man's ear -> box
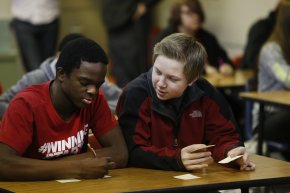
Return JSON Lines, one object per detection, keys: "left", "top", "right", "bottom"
{"left": 56, "top": 67, "right": 66, "bottom": 83}
{"left": 188, "top": 76, "right": 199, "bottom": 86}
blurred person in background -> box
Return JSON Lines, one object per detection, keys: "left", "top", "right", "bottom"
{"left": 102, "top": 0, "right": 160, "bottom": 87}
{"left": 156, "top": 0, "right": 234, "bottom": 76}
{"left": 241, "top": 1, "right": 280, "bottom": 70}
{"left": 257, "top": 0, "right": 290, "bottom": 161}
{"left": 11, "top": 0, "right": 59, "bottom": 72}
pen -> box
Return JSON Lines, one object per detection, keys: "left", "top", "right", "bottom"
{"left": 87, "top": 143, "right": 97, "bottom": 157}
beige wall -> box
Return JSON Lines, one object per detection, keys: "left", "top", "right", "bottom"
{"left": 59, "top": 0, "right": 108, "bottom": 53}
{"left": 0, "top": 0, "right": 281, "bottom": 57}
{"left": 0, "top": 0, "right": 109, "bottom": 91}
{"left": 0, "top": 0, "right": 23, "bottom": 91}
{"left": 153, "top": 0, "right": 279, "bottom": 57}
{"left": 0, "top": 0, "right": 11, "bottom": 19}
{"left": 202, "top": 0, "right": 279, "bottom": 57}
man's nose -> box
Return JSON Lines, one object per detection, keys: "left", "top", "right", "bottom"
{"left": 87, "top": 85, "right": 98, "bottom": 95}
{"left": 157, "top": 76, "right": 167, "bottom": 88}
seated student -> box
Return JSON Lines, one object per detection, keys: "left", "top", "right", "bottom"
{"left": 0, "top": 33, "right": 121, "bottom": 120}
{"left": 0, "top": 37, "right": 128, "bottom": 181}
{"left": 241, "top": 1, "right": 279, "bottom": 70}
{"left": 116, "top": 33, "right": 255, "bottom": 171}
{"left": 257, "top": 0, "right": 290, "bottom": 160}
{"left": 155, "top": 0, "right": 233, "bottom": 76}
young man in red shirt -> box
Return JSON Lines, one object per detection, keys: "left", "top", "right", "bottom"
{"left": 0, "top": 37, "right": 128, "bottom": 180}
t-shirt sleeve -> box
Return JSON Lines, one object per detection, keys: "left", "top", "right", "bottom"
{"left": 0, "top": 97, "right": 33, "bottom": 155}
{"left": 90, "top": 91, "right": 118, "bottom": 137}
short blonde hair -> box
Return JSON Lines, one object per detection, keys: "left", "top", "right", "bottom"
{"left": 153, "top": 33, "right": 207, "bottom": 82}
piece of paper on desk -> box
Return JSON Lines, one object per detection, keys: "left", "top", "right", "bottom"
{"left": 218, "top": 155, "right": 243, "bottom": 164}
{"left": 174, "top": 174, "right": 200, "bottom": 180}
{"left": 103, "top": 175, "right": 112, "bottom": 179}
{"left": 56, "top": 178, "right": 81, "bottom": 183}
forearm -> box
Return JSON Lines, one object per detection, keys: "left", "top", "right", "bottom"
{"left": 94, "top": 147, "right": 127, "bottom": 168}
{"left": 59, "top": 146, "right": 127, "bottom": 168}
{"left": 128, "top": 146, "right": 184, "bottom": 171}
{"left": 271, "top": 62, "right": 290, "bottom": 88}
{"left": 0, "top": 155, "right": 79, "bottom": 181}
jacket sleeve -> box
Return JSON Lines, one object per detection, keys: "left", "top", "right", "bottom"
{"left": 259, "top": 43, "right": 290, "bottom": 89}
{"left": 100, "top": 80, "right": 121, "bottom": 114}
{"left": 201, "top": 82, "right": 243, "bottom": 162}
{"left": 241, "top": 21, "right": 269, "bottom": 69}
{"left": 212, "top": 35, "right": 233, "bottom": 66}
{"left": 0, "top": 69, "right": 47, "bottom": 118}
{"left": 116, "top": 88, "right": 185, "bottom": 171}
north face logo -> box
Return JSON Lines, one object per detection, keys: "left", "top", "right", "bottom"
{"left": 189, "top": 110, "right": 202, "bottom": 118}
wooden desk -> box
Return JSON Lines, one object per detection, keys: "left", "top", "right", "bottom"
{"left": 240, "top": 91, "right": 290, "bottom": 154}
{"left": 204, "top": 70, "right": 253, "bottom": 88}
{"left": 0, "top": 155, "right": 290, "bottom": 193}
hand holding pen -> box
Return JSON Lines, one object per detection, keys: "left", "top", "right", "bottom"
{"left": 79, "top": 143, "right": 116, "bottom": 178}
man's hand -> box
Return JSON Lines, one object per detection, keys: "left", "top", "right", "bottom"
{"left": 78, "top": 157, "right": 116, "bottom": 179}
{"left": 227, "top": 146, "right": 256, "bottom": 171}
{"left": 132, "top": 3, "right": 147, "bottom": 21}
{"left": 181, "top": 144, "right": 212, "bottom": 171}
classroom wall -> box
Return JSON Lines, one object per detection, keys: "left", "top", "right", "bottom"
{"left": 59, "top": 0, "right": 108, "bottom": 53}
{"left": 153, "top": 0, "right": 279, "bottom": 57}
{"left": 0, "top": 0, "right": 11, "bottom": 19}
{"left": 0, "top": 0, "right": 109, "bottom": 91}
{"left": 0, "top": 0, "right": 23, "bottom": 92}
{"left": 0, "top": 0, "right": 280, "bottom": 91}
{"left": 202, "top": 0, "right": 279, "bottom": 57}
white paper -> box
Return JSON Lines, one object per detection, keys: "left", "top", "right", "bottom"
{"left": 174, "top": 174, "right": 200, "bottom": 180}
{"left": 218, "top": 155, "right": 243, "bottom": 164}
{"left": 56, "top": 178, "right": 81, "bottom": 183}
{"left": 103, "top": 175, "right": 112, "bottom": 178}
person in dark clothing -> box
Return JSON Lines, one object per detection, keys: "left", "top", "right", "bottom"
{"left": 155, "top": 0, "right": 233, "bottom": 76}
{"left": 116, "top": 33, "right": 255, "bottom": 172}
{"left": 102, "top": 0, "right": 160, "bottom": 88}
{"left": 241, "top": 4, "right": 279, "bottom": 70}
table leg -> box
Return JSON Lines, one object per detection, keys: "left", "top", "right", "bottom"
{"left": 241, "top": 187, "right": 249, "bottom": 193}
{"left": 257, "top": 104, "right": 265, "bottom": 155}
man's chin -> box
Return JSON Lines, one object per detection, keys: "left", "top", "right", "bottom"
{"left": 157, "top": 94, "right": 168, "bottom": 101}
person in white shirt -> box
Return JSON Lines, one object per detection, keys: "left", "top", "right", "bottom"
{"left": 10, "top": 0, "right": 59, "bottom": 72}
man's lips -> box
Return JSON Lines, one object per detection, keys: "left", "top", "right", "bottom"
{"left": 82, "top": 98, "right": 93, "bottom": 105}
{"left": 156, "top": 89, "right": 166, "bottom": 96}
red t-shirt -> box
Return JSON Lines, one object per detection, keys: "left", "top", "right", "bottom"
{"left": 0, "top": 81, "right": 117, "bottom": 159}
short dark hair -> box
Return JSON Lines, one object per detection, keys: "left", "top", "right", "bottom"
{"left": 56, "top": 37, "right": 109, "bottom": 75}
{"left": 57, "top": 33, "right": 85, "bottom": 51}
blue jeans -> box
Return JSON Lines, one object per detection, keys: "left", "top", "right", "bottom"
{"left": 11, "top": 18, "right": 59, "bottom": 72}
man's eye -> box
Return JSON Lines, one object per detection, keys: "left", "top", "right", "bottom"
{"left": 80, "top": 81, "right": 89, "bottom": 86}
{"left": 169, "top": 77, "right": 178, "bottom": 82}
